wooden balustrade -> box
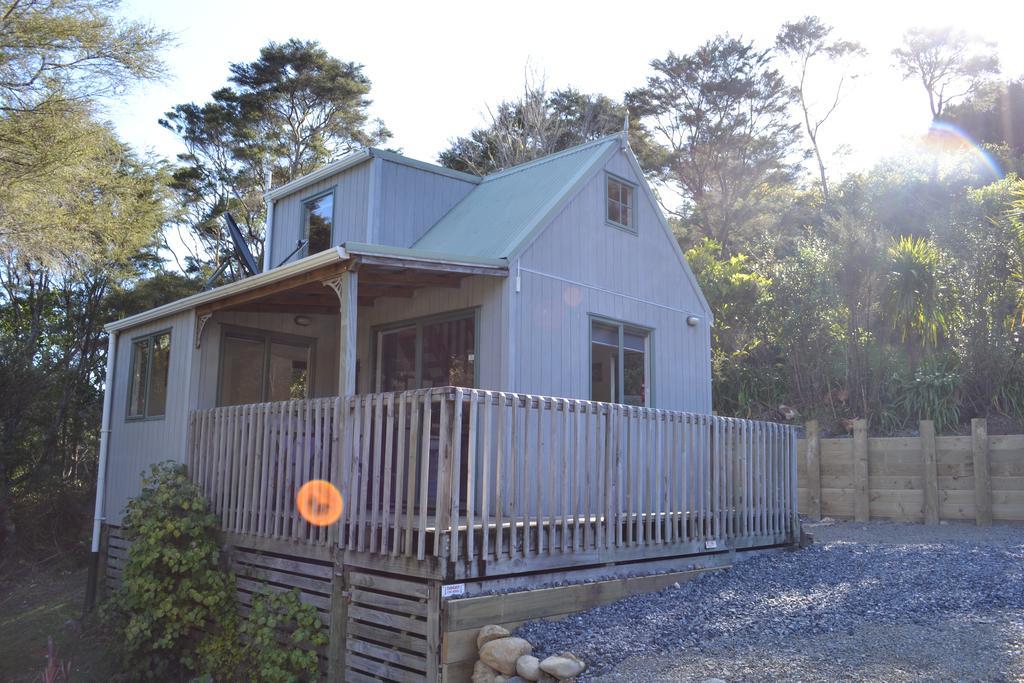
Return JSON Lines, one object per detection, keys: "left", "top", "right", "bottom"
{"left": 188, "top": 397, "right": 340, "bottom": 545}
{"left": 188, "top": 388, "right": 800, "bottom": 572}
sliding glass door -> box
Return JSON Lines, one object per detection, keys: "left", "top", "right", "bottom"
{"left": 219, "top": 327, "right": 314, "bottom": 406}
{"left": 376, "top": 310, "right": 477, "bottom": 392}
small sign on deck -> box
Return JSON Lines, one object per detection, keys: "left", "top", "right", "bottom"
{"left": 705, "top": 539, "right": 718, "bottom": 549}
{"left": 441, "top": 583, "right": 466, "bottom": 599}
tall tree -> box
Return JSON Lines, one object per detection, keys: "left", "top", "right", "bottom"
{"left": 0, "top": 0, "right": 168, "bottom": 112}
{"left": 627, "top": 36, "right": 800, "bottom": 252}
{"left": 439, "top": 76, "right": 628, "bottom": 175}
{"left": 775, "top": 16, "right": 865, "bottom": 207}
{"left": 161, "top": 39, "right": 390, "bottom": 271}
{"left": 0, "top": 0, "right": 170, "bottom": 552}
{"left": 893, "top": 27, "right": 999, "bottom": 119}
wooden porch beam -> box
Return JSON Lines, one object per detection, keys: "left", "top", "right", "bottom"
{"left": 366, "top": 272, "right": 466, "bottom": 289}
{"left": 356, "top": 254, "right": 507, "bottom": 278}
{"left": 196, "top": 261, "right": 352, "bottom": 316}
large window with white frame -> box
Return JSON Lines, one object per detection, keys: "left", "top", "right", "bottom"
{"left": 590, "top": 318, "right": 650, "bottom": 406}
{"left": 127, "top": 330, "right": 171, "bottom": 420}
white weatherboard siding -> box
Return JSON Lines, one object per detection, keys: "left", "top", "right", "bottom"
{"left": 357, "top": 276, "right": 506, "bottom": 394}
{"left": 514, "top": 150, "right": 712, "bottom": 412}
{"left": 104, "top": 310, "right": 196, "bottom": 524}
{"left": 269, "top": 162, "right": 371, "bottom": 268}
{"left": 374, "top": 159, "right": 476, "bottom": 248}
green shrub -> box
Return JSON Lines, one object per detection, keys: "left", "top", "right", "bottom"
{"left": 891, "top": 356, "right": 962, "bottom": 434}
{"left": 105, "top": 462, "right": 236, "bottom": 680}
{"left": 106, "top": 461, "right": 327, "bottom": 682}
{"left": 237, "top": 588, "right": 327, "bottom": 682}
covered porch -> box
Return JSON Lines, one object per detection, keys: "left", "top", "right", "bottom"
{"left": 192, "top": 243, "right": 508, "bottom": 411}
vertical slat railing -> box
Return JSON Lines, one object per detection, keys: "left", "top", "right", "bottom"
{"left": 185, "top": 398, "right": 337, "bottom": 546}
{"left": 185, "top": 389, "right": 800, "bottom": 564}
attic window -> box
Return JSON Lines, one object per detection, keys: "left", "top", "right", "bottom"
{"left": 304, "top": 191, "right": 334, "bottom": 255}
{"left": 606, "top": 174, "right": 634, "bottom": 231}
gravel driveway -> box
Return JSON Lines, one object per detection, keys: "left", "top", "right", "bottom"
{"left": 515, "top": 520, "right": 1024, "bottom": 682}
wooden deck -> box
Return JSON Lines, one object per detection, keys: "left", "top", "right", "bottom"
{"left": 187, "top": 388, "right": 799, "bottom": 578}
{"left": 182, "top": 388, "right": 800, "bottom": 680}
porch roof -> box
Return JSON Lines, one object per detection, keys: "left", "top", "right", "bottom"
{"left": 105, "top": 243, "right": 508, "bottom": 332}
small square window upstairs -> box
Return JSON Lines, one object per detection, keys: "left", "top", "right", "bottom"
{"left": 606, "top": 175, "right": 634, "bottom": 231}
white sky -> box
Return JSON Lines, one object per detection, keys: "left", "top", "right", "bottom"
{"left": 109, "top": 0, "right": 1024, "bottom": 180}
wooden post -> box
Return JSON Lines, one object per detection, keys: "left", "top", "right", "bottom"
{"left": 805, "top": 420, "right": 821, "bottom": 520}
{"left": 972, "top": 418, "right": 992, "bottom": 527}
{"left": 327, "top": 564, "right": 348, "bottom": 680}
{"left": 853, "top": 419, "right": 869, "bottom": 522}
{"left": 324, "top": 268, "right": 358, "bottom": 396}
{"left": 920, "top": 420, "right": 939, "bottom": 524}
{"left": 426, "top": 579, "right": 441, "bottom": 682}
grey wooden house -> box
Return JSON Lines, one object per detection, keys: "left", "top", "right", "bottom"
{"left": 90, "top": 134, "right": 799, "bottom": 681}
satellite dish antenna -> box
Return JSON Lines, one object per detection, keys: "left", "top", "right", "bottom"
{"left": 202, "top": 212, "right": 260, "bottom": 290}
{"left": 224, "top": 212, "right": 259, "bottom": 277}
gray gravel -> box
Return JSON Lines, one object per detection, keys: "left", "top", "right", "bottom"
{"left": 514, "top": 519, "right": 1024, "bottom": 682}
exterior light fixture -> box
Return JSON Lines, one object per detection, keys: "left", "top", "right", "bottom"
{"left": 294, "top": 315, "right": 312, "bottom": 327}
{"left": 686, "top": 315, "right": 700, "bottom": 327}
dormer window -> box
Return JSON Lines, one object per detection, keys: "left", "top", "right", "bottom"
{"left": 304, "top": 191, "right": 334, "bottom": 255}
{"left": 606, "top": 174, "right": 634, "bottom": 232}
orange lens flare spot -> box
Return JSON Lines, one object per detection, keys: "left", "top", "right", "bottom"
{"left": 296, "top": 480, "right": 343, "bottom": 527}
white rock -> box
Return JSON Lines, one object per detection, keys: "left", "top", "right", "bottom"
{"left": 539, "top": 653, "right": 585, "bottom": 679}
{"left": 516, "top": 654, "right": 542, "bottom": 681}
{"left": 479, "top": 637, "right": 534, "bottom": 676}
{"left": 473, "top": 658, "right": 500, "bottom": 683}
{"left": 477, "top": 624, "right": 512, "bottom": 650}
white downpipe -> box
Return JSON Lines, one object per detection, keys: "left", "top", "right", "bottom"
{"left": 90, "top": 330, "right": 118, "bottom": 552}
{"left": 263, "top": 197, "right": 276, "bottom": 273}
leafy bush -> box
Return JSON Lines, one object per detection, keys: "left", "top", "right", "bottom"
{"left": 236, "top": 588, "right": 327, "bottom": 682}
{"left": 106, "top": 462, "right": 236, "bottom": 680}
{"left": 106, "top": 461, "right": 327, "bottom": 682}
{"left": 890, "top": 356, "right": 962, "bottom": 433}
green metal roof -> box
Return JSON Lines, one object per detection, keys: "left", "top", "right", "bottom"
{"left": 413, "top": 135, "right": 622, "bottom": 259}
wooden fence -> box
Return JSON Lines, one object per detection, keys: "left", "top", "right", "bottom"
{"left": 798, "top": 418, "right": 1024, "bottom": 524}
{"left": 188, "top": 388, "right": 801, "bottom": 577}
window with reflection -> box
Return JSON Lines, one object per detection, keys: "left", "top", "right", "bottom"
{"left": 219, "top": 328, "right": 313, "bottom": 406}
{"left": 606, "top": 175, "right": 635, "bottom": 231}
{"left": 590, "top": 319, "right": 649, "bottom": 406}
{"left": 127, "top": 331, "right": 171, "bottom": 419}
{"left": 376, "top": 312, "right": 476, "bottom": 391}
{"left": 304, "top": 192, "right": 334, "bottom": 255}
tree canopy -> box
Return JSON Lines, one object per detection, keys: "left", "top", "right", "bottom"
{"left": 894, "top": 26, "right": 1000, "bottom": 119}
{"left": 161, "top": 39, "right": 391, "bottom": 271}
{"left": 627, "top": 36, "right": 801, "bottom": 251}
{"left": 438, "top": 78, "right": 628, "bottom": 175}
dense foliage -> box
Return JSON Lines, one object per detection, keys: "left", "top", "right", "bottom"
{"left": 106, "top": 462, "right": 236, "bottom": 680}
{"left": 107, "top": 462, "right": 327, "bottom": 682}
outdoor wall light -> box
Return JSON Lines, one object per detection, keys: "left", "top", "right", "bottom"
{"left": 686, "top": 315, "right": 700, "bottom": 326}
{"left": 294, "top": 315, "right": 312, "bottom": 327}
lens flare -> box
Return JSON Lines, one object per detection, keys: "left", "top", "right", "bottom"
{"left": 296, "top": 480, "right": 343, "bottom": 527}
{"left": 925, "top": 121, "right": 1003, "bottom": 180}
